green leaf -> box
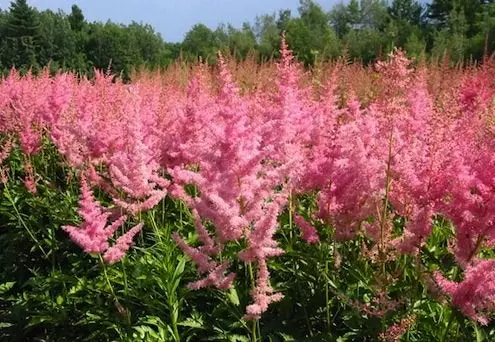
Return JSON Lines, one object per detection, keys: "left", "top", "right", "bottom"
{"left": 178, "top": 317, "right": 204, "bottom": 329}
{"left": 0, "top": 282, "right": 15, "bottom": 294}
{"left": 0, "top": 322, "right": 13, "bottom": 329}
{"left": 473, "top": 322, "right": 486, "bottom": 342}
{"left": 227, "top": 287, "right": 240, "bottom": 306}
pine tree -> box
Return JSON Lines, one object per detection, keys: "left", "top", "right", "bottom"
{"left": 5, "top": 0, "right": 41, "bottom": 69}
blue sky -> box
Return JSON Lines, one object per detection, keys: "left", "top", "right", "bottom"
{"left": 0, "top": 0, "right": 340, "bottom": 42}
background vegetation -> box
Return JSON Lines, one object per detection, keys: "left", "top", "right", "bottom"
{"left": 1, "top": 0, "right": 495, "bottom": 78}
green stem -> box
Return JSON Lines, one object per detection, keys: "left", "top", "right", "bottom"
{"left": 99, "top": 255, "right": 131, "bottom": 325}
{"left": 169, "top": 299, "right": 181, "bottom": 342}
{"left": 99, "top": 254, "right": 116, "bottom": 298}
{"left": 149, "top": 210, "right": 163, "bottom": 245}
{"left": 288, "top": 190, "right": 293, "bottom": 241}
{"left": 441, "top": 266, "right": 460, "bottom": 342}
{"left": 4, "top": 184, "right": 48, "bottom": 258}
{"left": 248, "top": 262, "right": 258, "bottom": 342}
{"left": 121, "top": 258, "right": 128, "bottom": 296}
{"left": 441, "top": 309, "right": 456, "bottom": 342}
{"left": 325, "top": 260, "right": 331, "bottom": 331}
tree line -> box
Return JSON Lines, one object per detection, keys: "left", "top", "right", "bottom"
{"left": 1, "top": 0, "right": 495, "bottom": 77}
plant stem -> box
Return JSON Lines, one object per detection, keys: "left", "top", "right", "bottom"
{"left": 99, "top": 255, "right": 131, "bottom": 324}
{"left": 441, "top": 309, "right": 456, "bottom": 342}
{"left": 4, "top": 184, "right": 48, "bottom": 257}
{"left": 169, "top": 299, "right": 181, "bottom": 342}
{"left": 288, "top": 189, "right": 293, "bottom": 241}
{"left": 325, "top": 260, "right": 331, "bottom": 331}
{"left": 441, "top": 266, "right": 460, "bottom": 342}
{"left": 99, "top": 254, "right": 116, "bottom": 298}
{"left": 248, "top": 262, "right": 258, "bottom": 342}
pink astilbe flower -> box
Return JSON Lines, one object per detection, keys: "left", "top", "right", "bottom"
{"left": 379, "top": 315, "right": 416, "bottom": 342}
{"left": 434, "top": 260, "right": 495, "bottom": 325}
{"left": 104, "top": 84, "right": 169, "bottom": 214}
{"left": 172, "top": 232, "right": 235, "bottom": 290}
{"left": 244, "top": 259, "right": 284, "bottom": 320}
{"left": 0, "top": 137, "right": 14, "bottom": 183}
{"left": 63, "top": 176, "right": 127, "bottom": 254}
{"left": 23, "top": 160, "right": 37, "bottom": 194}
{"left": 3, "top": 70, "right": 47, "bottom": 156}
{"left": 0, "top": 137, "right": 14, "bottom": 163}
{"left": 459, "top": 67, "right": 495, "bottom": 116}
{"left": 187, "top": 262, "right": 236, "bottom": 290}
{"left": 103, "top": 222, "right": 144, "bottom": 264}
{"left": 294, "top": 214, "right": 319, "bottom": 244}
{"left": 315, "top": 109, "right": 384, "bottom": 240}
{"left": 169, "top": 49, "right": 302, "bottom": 318}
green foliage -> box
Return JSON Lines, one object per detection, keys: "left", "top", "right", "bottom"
{"left": 2, "top": 0, "right": 40, "bottom": 71}
{"left": 182, "top": 24, "right": 222, "bottom": 64}
{"left": 3, "top": 142, "right": 495, "bottom": 341}
{"left": 254, "top": 14, "right": 282, "bottom": 60}
{"left": 285, "top": 0, "right": 340, "bottom": 65}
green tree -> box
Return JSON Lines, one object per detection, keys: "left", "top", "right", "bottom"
{"left": 343, "top": 28, "right": 385, "bottom": 62}
{"left": 68, "top": 5, "right": 84, "bottom": 32}
{"left": 359, "top": 0, "right": 389, "bottom": 30}
{"left": 428, "top": 0, "right": 494, "bottom": 36}
{"left": 126, "top": 22, "right": 169, "bottom": 68}
{"left": 3, "top": 0, "right": 41, "bottom": 70}
{"left": 286, "top": 0, "right": 340, "bottom": 65}
{"left": 37, "top": 10, "right": 77, "bottom": 71}
{"left": 226, "top": 23, "right": 257, "bottom": 60}
{"left": 388, "top": 0, "right": 424, "bottom": 48}
{"left": 468, "top": 2, "right": 495, "bottom": 58}
{"left": 276, "top": 9, "right": 292, "bottom": 31}
{"left": 389, "top": 0, "right": 422, "bottom": 24}
{"left": 329, "top": 3, "right": 351, "bottom": 37}
{"left": 431, "top": 4, "right": 469, "bottom": 63}
{"left": 182, "top": 23, "right": 221, "bottom": 63}
{"left": 85, "top": 22, "right": 132, "bottom": 77}
{"left": 254, "top": 14, "right": 281, "bottom": 59}
{"left": 404, "top": 30, "right": 426, "bottom": 59}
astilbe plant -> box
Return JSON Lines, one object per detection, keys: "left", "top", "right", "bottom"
{"left": 63, "top": 174, "right": 128, "bottom": 257}
{"left": 4, "top": 37, "right": 495, "bottom": 331}
{"left": 168, "top": 53, "right": 296, "bottom": 319}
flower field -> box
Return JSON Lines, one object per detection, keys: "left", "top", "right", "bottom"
{"left": 2, "top": 39, "right": 495, "bottom": 341}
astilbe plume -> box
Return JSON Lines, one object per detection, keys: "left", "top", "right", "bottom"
{"left": 62, "top": 174, "right": 142, "bottom": 264}
{"left": 434, "top": 260, "right": 495, "bottom": 325}
{"left": 63, "top": 175, "right": 127, "bottom": 254}
{"left": 294, "top": 214, "right": 319, "bottom": 244}
{"left": 429, "top": 66, "right": 495, "bottom": 321}
{"left": 47, "top": 71, "right": 127, "bottom": 167}
{"left": 169, "top": 51, "right": 315, "bottom": 318}
{"left": 166, "top": 58, "right": 257, "bottom": 293}
{"left": 2, "top": 70, "right": 47, "bottom": 156}
{"left": 305, "top": 92, "right": 384, "bottom": 240}
{"left": 103, "top": 222, "right": 144, "bottom": 264}
{"left": 106, "top": 85, "right": 169, "bottom": 214}
{"left": 0, "top": 69, "right": 65, "bottom": 193}
{"left": 258, "top": 33, "right": 315, "bottom": 189}
{"left": 373, "top": 57, "right": 449, "bottom": 254}
{"left": 0, "top": 137, "right": 14, "bottom": 184}
{"left": 23, "top": 160, "right": 37, "bottom": 194}
{"left": 379, "top": 315, "right": 416, "bottom": 342}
